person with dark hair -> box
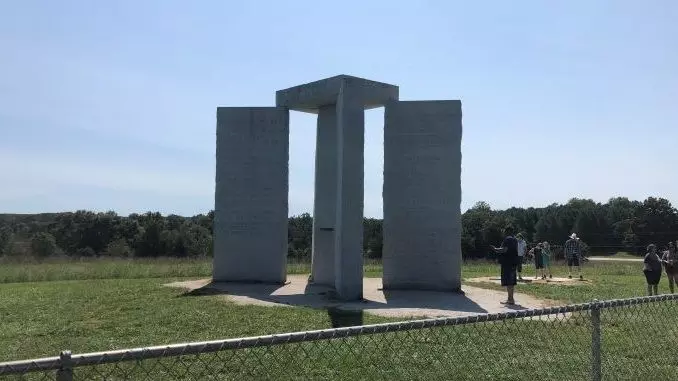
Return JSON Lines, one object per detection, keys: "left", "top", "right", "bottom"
{"left": 643, "top": 244, "right": 662, "bottom": 296}
{"left": 490, "top": 226, "right": 519, "bottom": 305}
{"left": 661, "top": 241, "right": 678, "bottom": 293}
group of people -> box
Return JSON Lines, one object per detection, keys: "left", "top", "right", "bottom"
{"left": 514, "top": 234, "right": 555, "bottom": 281}
{"left": 642, "top": 241, "right": 678, "bottom": 295}
{"left": 489, "top": 228, "right": 587, "bottom": 305}
{"left": 490, "top": 226, "right": 678, "bottom": 305}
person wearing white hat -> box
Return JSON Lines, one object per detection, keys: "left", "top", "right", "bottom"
{"left": 563, "top": 233, "right": 583, "bottom": 280}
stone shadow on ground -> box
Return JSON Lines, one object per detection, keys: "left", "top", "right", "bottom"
{"left": 177, "top": 278, "right": 349, "bottom": 307}
{"left": 168, "top": 275, "right": 554, "bottom": 319}
{"left": 327, "top": 307, "right": 364, "bottom": 328}
{"left": 177, "top": 278, "right": 487, "bottom": 314}
{"left": 373, "top": 289, "right": 488, "bottom": 314}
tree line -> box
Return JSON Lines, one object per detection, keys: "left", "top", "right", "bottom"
{"left": 0, "top": 196, "right": 676, "bottom": 259}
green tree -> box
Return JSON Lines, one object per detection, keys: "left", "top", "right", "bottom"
{"left": 288, "top": 213, "right": 312, "bottom": 259}
{"left": 461, "top": 201, "right": 495, "bottom": 257}
{"left": 105, "top": 238, "right": 133, "bottom": 257}
{"left": 0, "top": 225, "right": 13, "bottom": 255}
{"left": 30, "top": 232, "right": 58, "bottom": 258}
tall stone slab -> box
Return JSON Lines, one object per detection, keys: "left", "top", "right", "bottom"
{"left": 310, "top": 105, "right": 338, "bottom": 286}
{"left": 382, "top": 100, "right": 463, "bottom": 292}
{"left": 213, "top": 107, "right": 289, "bottom": 284}
{"left": 333, "top": 82, "right": 365, "bottom": 300}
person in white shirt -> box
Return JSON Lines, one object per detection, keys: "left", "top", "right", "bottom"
{"left": 516, "top": 234, "right": 527, "bottom": 280}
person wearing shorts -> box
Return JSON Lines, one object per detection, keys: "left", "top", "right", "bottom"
{"left": 564, "top": 233, "right": 583, "bottom": 280}
{"left": 661, "top": 241, "right": 678, "bottom": 293}
{"left": 490, "top": 227, "right": 519, "bottom": 305}
{"left": 643, "top": 244, "right": 662, "bottom": 295}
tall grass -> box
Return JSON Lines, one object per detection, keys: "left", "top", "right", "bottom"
{"left": 0, "top": 257, "right": 387, "bottom": 284}
{"left": 0, "top": 256, "right": 649, "bottom": 304}
{"left": 286, "top": 258, "right": 384, "bottom": 277}
{"left": 0, "top": 257, "right": 212, "bottom": 284}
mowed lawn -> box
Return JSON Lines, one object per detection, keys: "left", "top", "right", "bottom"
{"left": 0, "top": 258, "right": 676, "bottom": 380}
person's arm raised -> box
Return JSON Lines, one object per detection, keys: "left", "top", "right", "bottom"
{"left": 491, "top": 238, "right": 510, "bottom": 253}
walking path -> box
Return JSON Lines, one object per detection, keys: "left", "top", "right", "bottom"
{"left": 588, "top": 256, "right": 642, "bottom": 262}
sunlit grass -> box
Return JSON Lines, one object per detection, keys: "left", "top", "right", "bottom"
{"left": 0, "top": 257, "right": 675, "bottom": 380}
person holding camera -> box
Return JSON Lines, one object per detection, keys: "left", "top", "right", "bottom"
{"left": 490, "top": 226, "right": 520, "bottom": 305}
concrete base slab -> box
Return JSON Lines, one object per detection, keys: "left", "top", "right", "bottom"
{"left": 166, "top": 275, "right": 560, "bottom": 320}
{"left": 588, "top": 257, "right": 642, "bottom": 262}
{"left": 466, "top": 276, "right": 590, "bottom": 286}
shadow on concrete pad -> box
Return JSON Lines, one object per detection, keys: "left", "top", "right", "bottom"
{"left": 178, "top": 277, "right": 340, "bottom": 307}
{"left": 372, "top": 289, "right": 487, "bottom": 315}
{"left": 168, "top": 275, "right": 551, "bottom": 319}
{"left": 181, "top": 282, "right": 282, "bottom": 298}
{"left": 179, "top": 279, "right": 486, "bottom": 315}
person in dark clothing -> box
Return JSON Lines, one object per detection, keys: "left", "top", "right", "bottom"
{"left": 490, "top": 226, "right": 519, "bottom": 305}
{"left": 643, "top": 244, "right": 662, "bottom": 296}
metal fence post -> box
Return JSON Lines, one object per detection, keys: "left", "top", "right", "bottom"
{"left": 56, "top": 350, "right": 73, "bottom": 381}
{"left": 591, "top": 300, "right": 602, "bottom": 381}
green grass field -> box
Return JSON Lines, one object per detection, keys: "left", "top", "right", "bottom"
{"left": 0, "top": 258, "right": 676, "bottom": 380}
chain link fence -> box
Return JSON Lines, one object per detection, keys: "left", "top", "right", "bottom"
{"left": 1, "top": 294, "right": 676, "bottom": 380}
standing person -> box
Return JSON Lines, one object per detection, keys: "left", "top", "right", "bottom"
{"left": 643, "top": 244, "right": 662, "bottom": 296}
{"left": 490, "top": 227, "right": 519, "bottom": 305}
{"left": 564, "top": 233, "right": 584, "bottom": 280}
{"left": 661, "top": 241, "right": 678, "bottom": 293}
{"left": 533, "top": 243, "right": 545, "bottom": 279}
{"left": 516, "top": 234, "right": 527, "bottom": 280}
{"left": 542, "top": 241, "right": 553, "bottom": 279}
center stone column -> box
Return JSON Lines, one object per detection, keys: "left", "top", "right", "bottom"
{"left": 311, "top": 105, "right": 338, "bottom": 286}
{"left": 276, "top": 75, "right": 399, "bottom": 301}
{"left": 333, "top": 82, "right": 364, "bottom": 300}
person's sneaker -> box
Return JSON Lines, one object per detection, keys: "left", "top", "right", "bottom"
{"left": 549, "top": 274, "right": 553, "bottom": 279}
{"left": 580, "top": 275, "right": 584, "bottom": 280}
{"left": 568, "top": 275, "right": 572, "bottom": 279}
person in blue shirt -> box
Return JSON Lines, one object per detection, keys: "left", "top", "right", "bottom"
{"left": 490, "top": 226, "right": 519, "bottom": 305}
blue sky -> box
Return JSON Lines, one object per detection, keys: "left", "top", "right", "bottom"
{"left": 1, "top": 0, "right": 677, "bottom": 217}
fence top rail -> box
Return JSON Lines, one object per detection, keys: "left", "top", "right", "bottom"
{"left": 1, "top": 293, "right": 676, "bottom": 375}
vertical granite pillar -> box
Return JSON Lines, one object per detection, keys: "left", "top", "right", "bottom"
{"left": 311, "top": 105, "right": 338, "bottom": 286}
{"left": 382, "top": 100, "right": 463, "bottom": 291}
{"left": 333, "top": 83, "right": 365, "bottom": 300}
{"left": 213, "top": 107, "right": 290, "bottom": 284}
